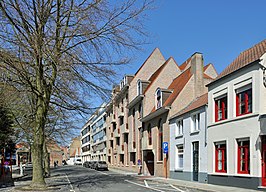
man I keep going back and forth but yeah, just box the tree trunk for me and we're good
[30,100,46,188]
[43,141,50,177]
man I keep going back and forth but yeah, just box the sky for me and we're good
[121,0,266,77]
[74,0,266,137]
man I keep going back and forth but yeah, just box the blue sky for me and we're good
[121,0,266,77]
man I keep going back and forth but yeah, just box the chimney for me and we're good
[190,52,204,98]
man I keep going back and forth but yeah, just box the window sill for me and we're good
[175,134,183,139]
[209,113,259,127]
[190,130,200,135]
[157,161,163,164]
[174,169,183,172]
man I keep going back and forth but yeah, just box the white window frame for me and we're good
[175,119,183,137]
[137,79,142,95]
[191,113,200,133]
[155,88,162,109]
[175,145,184,170]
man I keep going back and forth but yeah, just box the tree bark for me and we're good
[30,99,46,188]
[43,141,50,177]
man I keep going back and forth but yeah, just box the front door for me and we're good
[262,136,266,186]
[146,151,154,175]
[193,142,199,181]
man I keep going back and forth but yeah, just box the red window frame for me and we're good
[236,88,252,116]
[237,140,250,174]
[215,144,227,173]
[215,96,227,122]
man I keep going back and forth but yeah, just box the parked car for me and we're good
[95,161,108,171]
[83,161,89,168]
[90,161,97,169]
[74,158,82,165]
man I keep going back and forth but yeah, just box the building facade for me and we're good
[207,39,266,189]
[169,93,208,183]
[81,103,107,162]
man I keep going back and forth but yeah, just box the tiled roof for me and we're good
[204,73,214,80]
[163,68,192,107]
[179,57,191,71]
[213,39,266,83]
[170,93,208,119]
[144,57,178,94]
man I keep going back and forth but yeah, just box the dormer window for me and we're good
[155,88,162,109]
[137,80,142,95]
[123,76,127,85]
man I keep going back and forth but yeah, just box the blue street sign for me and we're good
[163,142,168,154]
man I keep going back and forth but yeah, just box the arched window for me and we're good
[137,80,142,95]
[155,88,162,109]
[148,123,152,145]
[158,118,163,161]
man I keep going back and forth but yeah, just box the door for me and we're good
[193,142,199,181]
[146,151,154,175]
[262,136,266,186]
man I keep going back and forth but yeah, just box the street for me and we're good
[2,165,208,192]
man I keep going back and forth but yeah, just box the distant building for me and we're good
[81,103,107,162]
[68,136,81,165]
[47,141,63,167]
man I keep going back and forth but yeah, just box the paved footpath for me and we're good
[109,167,261,192]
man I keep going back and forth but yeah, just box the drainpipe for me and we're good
[205,105,208,147]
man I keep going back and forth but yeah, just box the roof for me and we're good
[179,57,191,71]
[170,93,208,120]
[163,68,192,107]
[211,39,266,84]
[134,48,165,76]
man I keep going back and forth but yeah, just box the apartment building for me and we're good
[106,48,166,172]
[140,53,217,177]
[207,39,266,189]
[81,117,92,162]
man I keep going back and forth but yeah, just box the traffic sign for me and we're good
[163,142,168,154]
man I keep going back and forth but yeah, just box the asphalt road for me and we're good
[1,165,208,192]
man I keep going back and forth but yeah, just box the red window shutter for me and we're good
[236,93,239,116]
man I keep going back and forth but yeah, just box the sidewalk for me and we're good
[109,168,260,192]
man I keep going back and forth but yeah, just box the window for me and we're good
[155,88,162,109]
[215,96,227,122]
[133,109,136,144]
[175,120,183,136]
[137,80,142,95]
[236,88,252,116]
[176,145,184,169]
[237,140,250,174]
[215,143,227,173]
[191,114,200,132]
[148,124,152,145]
[158,119,163,161]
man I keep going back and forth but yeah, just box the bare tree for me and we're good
[0,0,153,189]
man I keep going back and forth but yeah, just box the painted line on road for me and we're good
[125,180,165,192]
[144,180,149,187]
[95,170,109,175]
[169,184,185,192]
[65,173,75,192]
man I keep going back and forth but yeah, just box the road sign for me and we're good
[163,142,168,154]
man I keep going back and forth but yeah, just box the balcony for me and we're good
[120,123,129,134]
[118,145,124,154]
[111,114,116,123]
[114,128,120,138]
